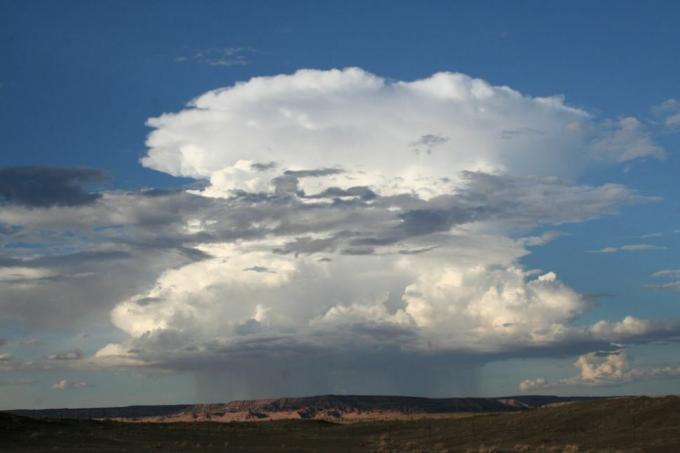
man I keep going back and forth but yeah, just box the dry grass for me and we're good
[2,396,679,452]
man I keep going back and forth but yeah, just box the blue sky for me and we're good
[1,0,680,409]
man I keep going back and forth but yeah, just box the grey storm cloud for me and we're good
[272,168,344,196]
[0,166,646,329]
[0,166,106,207]
[409,134,449,155]
[304,186,377,201]
[250,162,277,172]
[243,266,276,273]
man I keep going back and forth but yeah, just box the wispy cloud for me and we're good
[652,98,680,130]
[175,47,255,67]
[652,269,680,279]
[645,269,680,292]
[587,243,669,253]
[48,349,84,361]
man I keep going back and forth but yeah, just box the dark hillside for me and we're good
[2,396,679,452]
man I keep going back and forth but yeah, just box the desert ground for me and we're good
[2,396,680,452]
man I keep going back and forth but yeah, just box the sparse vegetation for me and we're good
[2,396,679,452]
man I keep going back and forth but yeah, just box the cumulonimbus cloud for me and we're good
[84,69,676,398]
[0,68,674,399]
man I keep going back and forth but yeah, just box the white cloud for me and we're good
[645,269,680,293]
[645,281,680,292]
[142,68,663,200]
[666,114,680,128]
[2,69,674,399]
[518,378,549,392]
[587,243,669,253]
[573,350,629,383]
[51,379,91,390]
[652,269,680,279]
[175,47,254,67]
[620,244,668,251]
[519,349,680,391]
[652,98,680,130]
[0,267,57,284]
[590,117,664,162]
[85,70,675,393]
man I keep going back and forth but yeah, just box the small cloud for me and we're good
[519,377,550,392]
[587,243,669,253]
[175,47,255,67]
[409,134,449,155]
[519,231,564,247]
[251,161,277,172]
[591,117,665,161]
[645,281,680,292]
[520,348,680,391]
[499,127,545,140]
[652,269,680,279]
[631,232,664,239]
[652,98,680,130]
[51,379,91,390]
[243,266,276,274]
[0,266,58,284]
[587,246,619,254]
[134,297,163,307]
[397,246,438,255]
[645,269,680,293]
[48,349,83,361]
[620,244,668,251]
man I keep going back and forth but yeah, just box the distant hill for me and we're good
[2,396,679,452]
[6,404,192,420]
[4,394,601,422]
